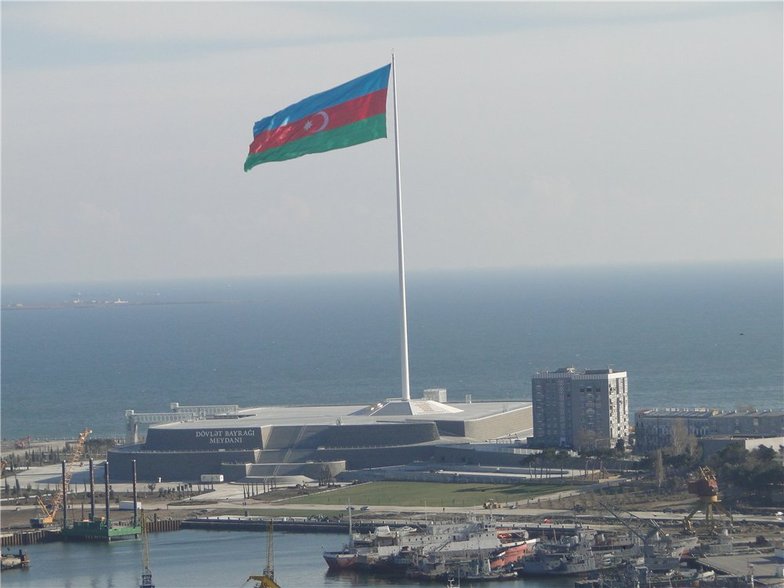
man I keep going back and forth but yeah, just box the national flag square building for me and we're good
[244,64,391,171]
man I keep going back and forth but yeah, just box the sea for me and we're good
[1,261,782,587]
[0,529,570,588]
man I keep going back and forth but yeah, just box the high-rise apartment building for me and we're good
[531,367,629,450]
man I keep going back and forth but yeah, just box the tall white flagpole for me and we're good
[391,54,411,402]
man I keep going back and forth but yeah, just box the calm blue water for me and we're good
[2,262,783,440]
[0,529,567,588]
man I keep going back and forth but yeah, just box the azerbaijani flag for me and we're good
[244,64,391,171]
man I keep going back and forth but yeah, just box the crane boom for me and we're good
[139,509,154,588]
[247,520,280,588]
[31,428,91,528]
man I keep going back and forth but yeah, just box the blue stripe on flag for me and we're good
[252,64,391,138]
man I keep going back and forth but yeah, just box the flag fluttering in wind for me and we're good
[244,64,391,171]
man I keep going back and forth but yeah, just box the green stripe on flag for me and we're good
[244,114,387,171]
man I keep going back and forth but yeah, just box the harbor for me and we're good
[2,428,784,585]
[3,465,784,587]
[0,528,575,588]
[3,514,784,587]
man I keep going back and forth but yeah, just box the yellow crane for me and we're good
[30,428,91,528]
[247,575,281,588]
[247,520,281,588]
[139,509,154,588]
[683,466,732,534]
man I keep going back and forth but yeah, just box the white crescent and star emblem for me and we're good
[304,111,329,133]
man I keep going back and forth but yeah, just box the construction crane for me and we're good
[683,466,732,534]
[30,428,91,528]
[247,519,281,588]
[139,509,154,588]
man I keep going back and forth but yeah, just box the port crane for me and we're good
[30,428,91,528]
[683,466,732,534]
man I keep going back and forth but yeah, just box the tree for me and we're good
[707,443,784,507]
[669,419,697,456]
[711,443,747,467]
[753,445,776,462]
[654,449,664,489]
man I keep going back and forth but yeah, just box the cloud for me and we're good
[8,2,365,44]
[5,2,770,69]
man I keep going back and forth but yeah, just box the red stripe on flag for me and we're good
[249,89,387,155]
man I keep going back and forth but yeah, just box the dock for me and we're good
[697,551,784,587]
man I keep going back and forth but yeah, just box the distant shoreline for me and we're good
[2,300,233,311]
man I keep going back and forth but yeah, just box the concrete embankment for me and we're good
[1,518,182,547]
[181,516,405,534]
[179,515,590,540]
[1,529,58,547]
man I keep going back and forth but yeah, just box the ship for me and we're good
[596,501,699,573]
[322,548,359,571]
[517,524,700,579]
[324,519,536,578]
[323,524,420,571]
[516,531,615,577]
[489,534,538,570]
[636,531,698,573]
[1,549,30,571]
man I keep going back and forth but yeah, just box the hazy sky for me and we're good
[2,2,782,285]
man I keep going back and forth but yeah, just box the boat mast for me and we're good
[391,53,411,402]
[348,499,354,548]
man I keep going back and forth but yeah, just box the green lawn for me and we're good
[280,481,567,508]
